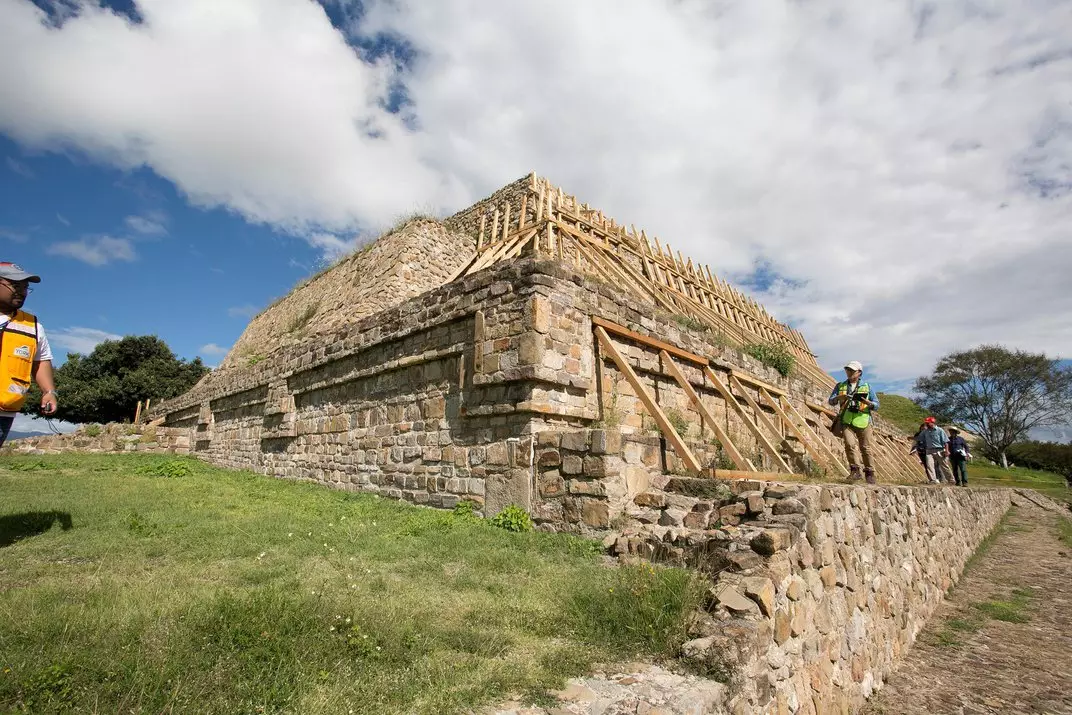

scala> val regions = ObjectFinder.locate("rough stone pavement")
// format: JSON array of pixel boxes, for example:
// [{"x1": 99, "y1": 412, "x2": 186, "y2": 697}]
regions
[
  {"x1": 481, "y1": 663, "x2": 726, "y2": 715},
  {"x1": 863, "y1": 500, "x2": 1072, "y2": 715}
]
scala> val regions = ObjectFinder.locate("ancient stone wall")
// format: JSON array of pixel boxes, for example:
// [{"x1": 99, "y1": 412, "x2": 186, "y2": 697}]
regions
[
  {"x1": 604, "y1": 478, "x2": 1011, "y2": 714},
  {"x1": 7, "y1": 422, "x2": 192, "y2": 455},
  {"x1": 218, "y1": 218, "x2": 476, "y2": 371}
]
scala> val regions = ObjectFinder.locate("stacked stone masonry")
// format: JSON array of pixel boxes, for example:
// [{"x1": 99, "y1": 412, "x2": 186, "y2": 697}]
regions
[{"x1": 607, "y1": 480, "x2": 1012, "y2": 715}]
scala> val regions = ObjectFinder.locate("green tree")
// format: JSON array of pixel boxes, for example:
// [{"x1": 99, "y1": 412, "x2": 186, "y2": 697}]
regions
[
  {"x1": 22, "y1": 336, "x2": 209, "y2": 424},
  {"x1": 914, "y1": 345, "x2": 1072, "y2": 468}
]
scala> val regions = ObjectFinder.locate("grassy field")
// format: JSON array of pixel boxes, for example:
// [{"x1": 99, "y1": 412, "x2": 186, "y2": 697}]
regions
[
  {"x1": 966, "y1": 461, "x2": 1071, "y2": 506},
  {"x1": 875, "y1": 393, "x2": 930, "y2": 435},
  {"x1": 0, "y1": 454, "x2": 704, "y2": 715}
]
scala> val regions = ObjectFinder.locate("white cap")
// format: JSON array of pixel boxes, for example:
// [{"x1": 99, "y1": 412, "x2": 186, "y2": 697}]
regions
[{"x1": 844, "y1": 360, "x2": 863, "y2": 372}]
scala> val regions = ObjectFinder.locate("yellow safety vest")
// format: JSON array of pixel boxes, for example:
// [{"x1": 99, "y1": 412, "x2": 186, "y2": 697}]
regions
[
  {"x1": 0, "y1": 310, "x2": 38, "y2": 412},
  {"x1": 837, "y1": 380, "x2": 873, "y2": 429}
]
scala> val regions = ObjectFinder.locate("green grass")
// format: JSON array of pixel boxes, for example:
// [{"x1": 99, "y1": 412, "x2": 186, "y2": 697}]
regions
[
  {"x1": 875, "y1": 393, "x2": 929, "y2": 435},
  {"x1": 1057, "y1": 516, "x2": 1072, "y2": 548},
  {"x1": 966, "y1": 462, "x2": 1071, "y2": 506},
  {"x1": 0, "y1": 454, "x2": 704, "y2": 715},
  {"x1": 929, "y1": 587, "x2": 1036, "y2": 648}
]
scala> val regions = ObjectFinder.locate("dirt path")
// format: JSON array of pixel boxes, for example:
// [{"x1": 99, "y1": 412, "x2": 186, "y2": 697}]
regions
[{"x1": 864, "y1": 501, "x2": 1072, "y2": 715}]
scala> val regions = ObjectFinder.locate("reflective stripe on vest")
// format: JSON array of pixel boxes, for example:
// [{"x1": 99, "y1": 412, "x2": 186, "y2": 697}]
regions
[
  {"x1": 0, "y1": 310, "x2": 38, "y2": 412},
  {"x1": 837, "y1": 380, "x2": 872, "y2": 429}
]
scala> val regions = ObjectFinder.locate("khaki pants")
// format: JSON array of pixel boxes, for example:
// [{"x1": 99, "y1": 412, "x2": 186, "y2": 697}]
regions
[
  {"x1": 841, "y1": 423, "x2": 874, "y2": 470},
  {"x1": 924, "y1": 450, "x2": 953, "y2": 483}
]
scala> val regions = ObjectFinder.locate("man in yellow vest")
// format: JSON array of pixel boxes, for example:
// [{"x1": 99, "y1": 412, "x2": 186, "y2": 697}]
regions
[
  {"x1": 827, "y1": 360, "x2": 880, "y2": 483},
  {"x1": 0, "y1": 262, "x2": 57, "y2": 446}
]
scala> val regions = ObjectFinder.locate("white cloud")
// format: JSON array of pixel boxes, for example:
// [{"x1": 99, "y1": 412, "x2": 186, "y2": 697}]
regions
[
  {"x1": 5, "y1": 155, "x2": 33, "y2": 178},
  {"x1": 124, "y1": 210, "x2": 167, "y2": 236},
  {"x1": 48, "y1": 326, "x2": 122, "y2": 354},
  {"x1": 198, "y1": 342, "x2": 229, "y2": 355},
  {"x1": 0, "y1": 227, "x2": 28, "y2": 242},
  {"x1": 2, "y1": 0, "x2": 1070, "y2": 382},
  {"x1": 227, "y1": 304, "x2": 260, "y2": 319},
  {"x1": 0, "y1": 0, "x2": 455, "y2": 242},
  {"x1": 56, "y1": 213, "x2": 70, "y2": 226},
  {"x1": 47, "y1": 235, "x2": 136, "y2": 266}
]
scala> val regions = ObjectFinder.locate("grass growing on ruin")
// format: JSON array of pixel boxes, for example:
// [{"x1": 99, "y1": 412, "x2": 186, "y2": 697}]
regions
[
  {"x1": 967, "y1": 463, "x2": 1071, "y2": 505},
  {"x1": 1057, "y1": 516, "x2": 1072, "y2": 548},
  {"x1": 0, "y1": 454, "x2": 703, "y2": 715}
]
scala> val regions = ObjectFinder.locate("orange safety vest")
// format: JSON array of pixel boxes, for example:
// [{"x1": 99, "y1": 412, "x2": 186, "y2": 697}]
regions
[{"x1": 0, "y1": 310, "x2": 38, "y2": 412}]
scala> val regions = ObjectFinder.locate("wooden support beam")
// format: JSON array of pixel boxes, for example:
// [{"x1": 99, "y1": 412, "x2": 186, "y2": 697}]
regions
[
  {"x1": 705, "y1": 367, "x2": 793, "y2": 473},
  {"x1": 778, "y1": 396, "x2": 849, "y2": 476},
  {"x1": 728, "y1": 375, "x2": 798, "y2": 473},
  {"x1": 477, "y1": 213, "x2": 486, "y2": 250},
  {"x1": 761, "y1": 388, "x2": 834, "y2": 474},
  {"x1": 711, "y1": 469, "x2": 786, "y2": 481},
  {"x1": 592, "y1": 317, "x2": 708, "y2": 366},
  {"x1": 661, "y1": 350, "x2": 751, "y2": 471},
  {"x1": 595, "y1": 327, "x2": 701, "y2": 473}
]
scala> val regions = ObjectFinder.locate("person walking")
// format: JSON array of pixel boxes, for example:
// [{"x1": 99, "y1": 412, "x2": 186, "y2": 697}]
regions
[
  {"x1": 828, "y1": 360, "x2": 880, "y2": 483},
  {"x1": 908, "y1": 423, "x2": 929, "y2": 481},
  {"x1": 0, "y1": 262, "x2": 56, "y2": 446},
  {"x1": 948, "y1": 427, "x2": 971, "y2": 486},
  {"x1": 919, "y1": 417, "x2": 953, "y2": 484}
]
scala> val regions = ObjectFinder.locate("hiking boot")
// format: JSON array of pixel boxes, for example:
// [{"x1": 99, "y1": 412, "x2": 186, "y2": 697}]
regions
[
  {"x1": 848, "y1": 465, "x2": 862, "y2": 481},
  {"x1": 864, "y1": 468, "x2": 876, "y2": 485}
]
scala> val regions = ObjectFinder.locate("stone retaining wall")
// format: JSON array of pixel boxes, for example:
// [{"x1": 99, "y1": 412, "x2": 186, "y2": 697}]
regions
[{"x1": 605, "y1": 479, "x2": 1012, "y2": 714}]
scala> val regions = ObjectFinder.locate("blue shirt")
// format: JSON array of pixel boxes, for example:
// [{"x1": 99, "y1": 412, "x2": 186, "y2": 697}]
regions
[
  {"x1": 921, "y1": 426, "x2": 947, "y2": 451},
  {"x1": 827, "y1": 381, "x2": 880, "y2": 410}
]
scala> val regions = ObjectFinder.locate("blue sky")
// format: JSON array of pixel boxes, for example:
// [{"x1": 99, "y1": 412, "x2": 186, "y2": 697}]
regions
[
  {"x1": 2, "y1": 0, "x2": 1070, "y2": 434},
  {"x1": 1, "y1": 133, "x2": 329, "y2": 367}
]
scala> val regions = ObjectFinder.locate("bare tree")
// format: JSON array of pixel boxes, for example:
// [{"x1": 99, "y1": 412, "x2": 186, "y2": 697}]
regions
[{"x1": 915, "y1": 345, "x2": 1072, "y2": 468}]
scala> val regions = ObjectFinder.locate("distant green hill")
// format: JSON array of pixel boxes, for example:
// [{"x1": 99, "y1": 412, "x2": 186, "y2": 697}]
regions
[{"x1": 877, "y1": 392, "x2": 930, "y2": 434}]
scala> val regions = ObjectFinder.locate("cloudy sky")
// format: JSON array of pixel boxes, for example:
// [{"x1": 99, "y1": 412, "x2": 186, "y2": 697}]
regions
[{"x1": 2, "y1": 0, "x2": 1071, "y2": 432}]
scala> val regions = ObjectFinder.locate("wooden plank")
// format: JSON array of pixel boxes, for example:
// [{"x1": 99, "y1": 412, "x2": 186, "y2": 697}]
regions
[
  {"x1": 661, "y1": 350, "x2": 751, "y2": 471},
  {"x1": 705, "y1": 367, "x2": 793, "y2": 473},
  {"x1": 519, "y1": 194, "x2": 528, "y2": 229},
  {"x1": 713, "y1": 469, "x2": 802, "y2": 481},
  {"x1": 477, "y1": 213, "x2": 486, "y2": 250},
  {"x1": 491, "y1": 207, "x2": 500, "y2": 245},
  {"x1": 730, "y1": 369, "x2": 786, "y2": 397},
  {"x1": 595, "y1": 327, "x2": 701, "y2": 473},
  {"x1": 501, "y1": 203, "x2": 510, "y2": 242},
  {"x1": 779, "y1": 396, "x2": 849, "y2": 476},
  {"x1": 592, "y1": 317, "x2": 708, "y2": 366},
  {"x1": 761, "y1": 388, "x2": 837, "y2": 475},
  {"x1": 728, "y1": 375, "x2": 797, "y2": 473}
]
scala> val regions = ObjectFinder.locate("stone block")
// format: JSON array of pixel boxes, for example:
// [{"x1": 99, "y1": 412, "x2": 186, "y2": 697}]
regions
[
  {"x1": 538, "y1": 449, "x2": 561, "y2": 467},
  {"x1": 562, "y1": 454, "x2": 583, "y2": 475},
  {"x1": 518, "y1": 333, "x2": 542, "y2": 366},
  {"x1": 751, "y1": 528, "x2": 792, "y2": 556},
  {"x1": 659, "y1": 508, "x2": 687, "y2": 527},
  {"x1": 713, "y1": 585, "x2": 760, "y2": 616},
  {"x1": 772, "y1": 498, "x2": 806, "y2": 515},
  {"x1": 581, "y1": 500, "x2": 610, "y2": 528},
  {"x1": 590, "y1": 429, "x2": 622, "y2": 455},
  {"x1": 634, "y1": 492, "x2": 667, "y2": 508},
  {"x1": 486, "y1": 442, "x2": 508, "y2": 465},
  {"x1": 560, "y1": 430, "x2": 589, "y2": 453},
  {"x1": 569, "y1": 480, "x2": 606, "y2": 497},
  {"x1": 742, "y1": 576, "x2": 776, "y2": 617},
  {"x1": 539, "y1": 471, "x2": 565, "y2": 498},
  {"x1": 484, "y1": 468, "x2": 532, "y2": 517}
]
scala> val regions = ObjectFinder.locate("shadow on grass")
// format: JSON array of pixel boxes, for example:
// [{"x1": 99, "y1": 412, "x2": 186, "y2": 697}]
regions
[{"x1": 0, "y1": 511, "x2": 73, "y2": 547}]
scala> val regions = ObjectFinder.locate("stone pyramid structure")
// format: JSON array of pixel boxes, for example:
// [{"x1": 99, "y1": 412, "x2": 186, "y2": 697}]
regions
[{"x1": 153, "y1": 173, "x2": 918, "y2": 525}]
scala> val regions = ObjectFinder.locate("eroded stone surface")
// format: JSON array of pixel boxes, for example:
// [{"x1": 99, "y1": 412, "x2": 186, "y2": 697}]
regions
[{"x1": 482, "y1": 664, "x2": 727, "y2": 715}]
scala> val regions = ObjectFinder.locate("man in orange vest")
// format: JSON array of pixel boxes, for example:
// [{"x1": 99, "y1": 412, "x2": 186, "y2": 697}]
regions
[{"x1": 0, "y1": 262, "x2": 57, "y2": 446}]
